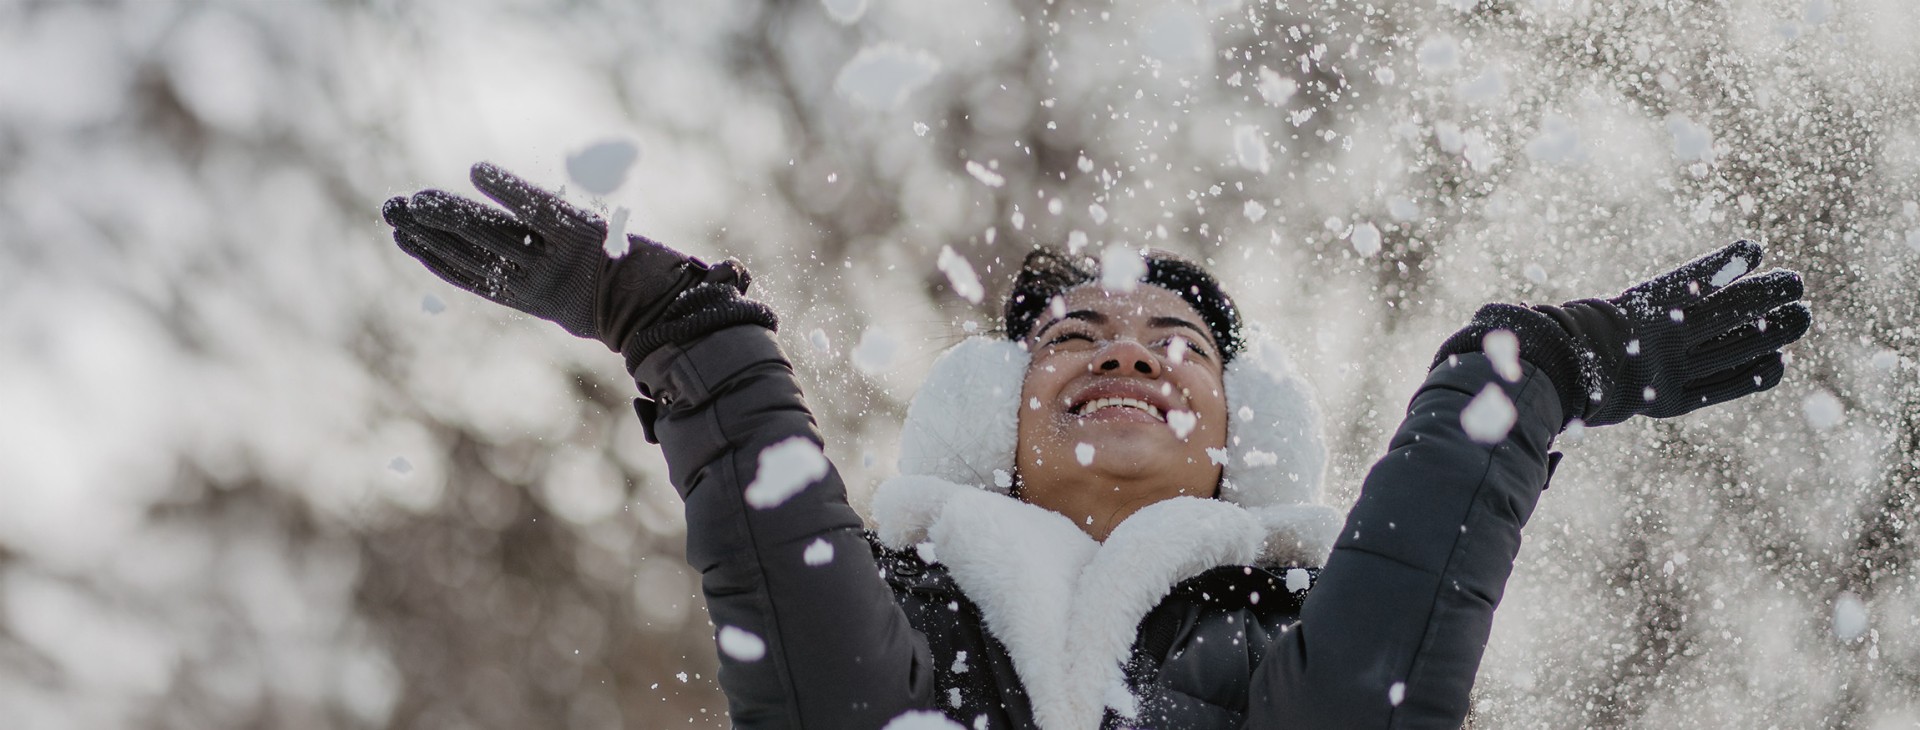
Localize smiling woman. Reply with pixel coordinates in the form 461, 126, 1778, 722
1014, 270, 1232, 541
384, 164, 1809, 730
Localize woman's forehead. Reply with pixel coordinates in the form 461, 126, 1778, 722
1052, 283, 1207, 321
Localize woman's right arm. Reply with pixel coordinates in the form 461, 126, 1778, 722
633, 323, 938, 727
383, 164, 936, 728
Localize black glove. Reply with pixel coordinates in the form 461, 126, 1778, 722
382, 162, 775, 368
1433, 240, 1811, 428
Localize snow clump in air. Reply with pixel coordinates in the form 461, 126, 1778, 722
1802, 391, 1843, 431
744, 437, 830, 509
1462, 384, 1518, 444
1832, 592, 1868, 642
1234, 125, 1271, 173
937, 245, 985, 303
1483, 330, 1522, 382
1076, 443, 1095, 466
1256, 67, 1297, 105
565, 138, 639, 196
851, 327, 902, 374
1244, 200, 1267, 222
835, 44, 942, 110
1350, 222, 1382, 257
1100, 245, 1147, 293
964, 160, 1005, 188
1285, 568, 1311, 593
1667, 114, 1716, 163
420, 294, 445, 314
1389, 681, 1407, 706
603, 206, 631, 257
718, 625, 767, 662
803, 538, 835, 566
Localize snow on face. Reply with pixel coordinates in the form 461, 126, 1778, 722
1014, 284, 1229, 537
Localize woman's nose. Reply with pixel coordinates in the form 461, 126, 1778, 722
1094, 339, 1162, 376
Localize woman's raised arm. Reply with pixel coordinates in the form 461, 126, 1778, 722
1250, 242, 1810, 728
383, 163, 935, 728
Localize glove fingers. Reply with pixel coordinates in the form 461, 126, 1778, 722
392, 228, 485, 293
407, 189, 539, 265
1686, 269, 1805, 344
1671, 351, 1787, 415
386, 197, 499, 279
393, 220, 523, 305
1689, 302, 1811, 374
1624, 240, 1764, 306
469, 162, 604, 241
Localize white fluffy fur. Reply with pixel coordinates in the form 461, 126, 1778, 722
895, 338, 1028, 491
875, 478, 1264, 729
869, 334, 1345, 729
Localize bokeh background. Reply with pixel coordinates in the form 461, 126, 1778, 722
4, 0, 1919, 727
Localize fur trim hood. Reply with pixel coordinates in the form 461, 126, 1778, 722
872, 335, 1343, 729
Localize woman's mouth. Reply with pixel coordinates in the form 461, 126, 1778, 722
1071, 397, 1165, 422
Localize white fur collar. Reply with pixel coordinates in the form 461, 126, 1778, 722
877, 335, 1343, 729
872, 475, 1339, 729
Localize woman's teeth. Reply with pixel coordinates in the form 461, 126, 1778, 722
1073, 397, 1164, 421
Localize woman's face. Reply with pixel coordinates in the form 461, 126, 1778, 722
1014, 283, 1230, 538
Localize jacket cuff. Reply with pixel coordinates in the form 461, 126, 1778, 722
1431, 303, 1591, 427
621, 283, 779, 374
630, 324, 786, 413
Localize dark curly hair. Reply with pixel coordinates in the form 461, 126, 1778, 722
1001, 247, 1244, 363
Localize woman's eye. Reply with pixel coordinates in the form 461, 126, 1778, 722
1047, 332, 1096, 347
1163, 334, 1211, 360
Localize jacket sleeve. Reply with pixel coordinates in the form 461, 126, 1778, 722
1246, 352, 1563, 729
633, 324, 937, 728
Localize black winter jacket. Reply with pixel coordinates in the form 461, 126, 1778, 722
632, 325, 1561, 729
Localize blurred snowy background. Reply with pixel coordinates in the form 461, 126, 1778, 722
3, 0, 1918, 727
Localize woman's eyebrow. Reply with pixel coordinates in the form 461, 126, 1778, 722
1034, 310, 1107, 338
1149, 316, 1216, 349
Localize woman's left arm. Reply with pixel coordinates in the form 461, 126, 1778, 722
1248, 242, 1809, 728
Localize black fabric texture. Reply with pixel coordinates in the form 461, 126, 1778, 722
1431, 241, 1810, 427
1248, 353, 1563, 729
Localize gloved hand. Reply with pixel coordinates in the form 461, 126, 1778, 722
1434, 240, 1812, 428
382, 162, 772, 367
